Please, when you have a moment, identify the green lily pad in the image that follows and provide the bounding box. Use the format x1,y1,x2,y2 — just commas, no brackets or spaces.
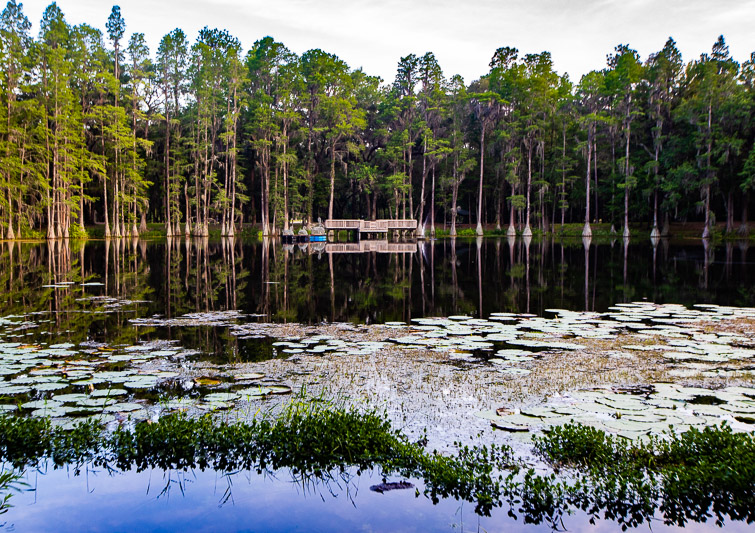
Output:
104,402,145,413
203,392,240,402
150,351,178,357
520,406,562,419
0,385,27,395
196,401,232,410
491,421,531,432
77,397,118,408
31,405,74,418
53,393,90,403
163,398,196,410
90,388,127,397
720,402,755,415
33,382,68,392
235,373,265,381
123,378,158,389
22,400,63,410
238,386,273,397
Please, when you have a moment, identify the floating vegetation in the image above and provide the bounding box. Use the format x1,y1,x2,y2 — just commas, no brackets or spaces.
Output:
0,329,294,428
130,310,246,328
75,295,149,310
481,382,755,438
2,296,755,526
3,301,744,451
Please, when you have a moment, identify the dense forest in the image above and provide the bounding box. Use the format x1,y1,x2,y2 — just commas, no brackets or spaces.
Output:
0,1,754,240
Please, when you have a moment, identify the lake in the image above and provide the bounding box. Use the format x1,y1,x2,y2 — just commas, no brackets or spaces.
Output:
0,236,753,531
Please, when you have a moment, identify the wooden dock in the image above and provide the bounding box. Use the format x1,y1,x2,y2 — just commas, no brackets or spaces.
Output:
324,219,417,236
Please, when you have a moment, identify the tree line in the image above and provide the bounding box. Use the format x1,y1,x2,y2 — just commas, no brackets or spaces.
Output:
1,1,754,240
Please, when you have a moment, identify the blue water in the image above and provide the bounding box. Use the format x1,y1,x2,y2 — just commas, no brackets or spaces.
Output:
3,464,753,532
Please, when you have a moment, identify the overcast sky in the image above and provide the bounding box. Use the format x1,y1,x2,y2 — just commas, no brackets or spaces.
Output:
19,0,755,84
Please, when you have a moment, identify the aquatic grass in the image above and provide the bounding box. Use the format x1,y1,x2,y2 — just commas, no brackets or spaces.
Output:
0,415,103,470
0,401,517,515
0,405,755,526
0,468,25,515
533,422,755,527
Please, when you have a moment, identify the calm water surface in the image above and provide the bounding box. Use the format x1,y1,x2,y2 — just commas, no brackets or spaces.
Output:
0,236,753,532
1,236,752,349
7,463,753,533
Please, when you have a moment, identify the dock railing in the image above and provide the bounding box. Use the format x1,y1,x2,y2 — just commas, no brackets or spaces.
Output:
324,219,417,233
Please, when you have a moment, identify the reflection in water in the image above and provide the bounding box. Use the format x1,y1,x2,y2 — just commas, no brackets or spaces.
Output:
11,464,493,533
623,235,630,292
583,235,591,311
523,234,531,314
703,237,712,290
476,237,483,318
651,235,659,283
0,237,753,342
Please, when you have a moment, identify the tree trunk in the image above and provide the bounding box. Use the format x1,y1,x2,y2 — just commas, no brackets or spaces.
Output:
450,180,458,237
623,113,631,238
328,138,336,221
702,102,713,240
583,124,593,238
523,141,532,237
430,166,436,236
476,125,485,236
739,192,749,235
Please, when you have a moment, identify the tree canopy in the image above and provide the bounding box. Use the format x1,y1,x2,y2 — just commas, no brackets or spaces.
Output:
0,2,754,239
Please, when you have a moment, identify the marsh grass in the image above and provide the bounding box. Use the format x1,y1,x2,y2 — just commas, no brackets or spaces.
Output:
0,402,754,527
0,399,517,515
534,422,755,528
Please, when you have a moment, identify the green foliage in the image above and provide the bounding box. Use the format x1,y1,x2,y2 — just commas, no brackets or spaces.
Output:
0,2,753,239
68,224,88,240
0,404,516,515
2,411,752,527
533,422,755,527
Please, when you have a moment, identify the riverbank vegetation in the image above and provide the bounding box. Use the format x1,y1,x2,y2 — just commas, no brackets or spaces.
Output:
0,405,753,527
0,2,754,240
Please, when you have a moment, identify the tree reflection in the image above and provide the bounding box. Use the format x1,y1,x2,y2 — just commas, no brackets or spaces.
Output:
0,238,751,350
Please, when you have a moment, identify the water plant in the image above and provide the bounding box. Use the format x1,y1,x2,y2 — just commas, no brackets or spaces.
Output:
533,422,755,528
0,401,517,515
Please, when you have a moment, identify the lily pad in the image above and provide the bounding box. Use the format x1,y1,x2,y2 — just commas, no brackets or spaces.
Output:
104,402,145,413
235,373,265,381
203,392,240,402
22,399,63,410
90,388,127,397
194,377,222,387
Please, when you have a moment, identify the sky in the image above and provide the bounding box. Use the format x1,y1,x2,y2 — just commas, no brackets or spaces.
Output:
18,0,755,84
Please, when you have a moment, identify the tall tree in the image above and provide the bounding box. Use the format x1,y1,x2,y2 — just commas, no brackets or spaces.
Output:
643,38,682,237
577,70,606,237
156,28,188,235
677,36,740,238
0,0,31,238
105,5,125,237
469,84,501,235
606,44,643,237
